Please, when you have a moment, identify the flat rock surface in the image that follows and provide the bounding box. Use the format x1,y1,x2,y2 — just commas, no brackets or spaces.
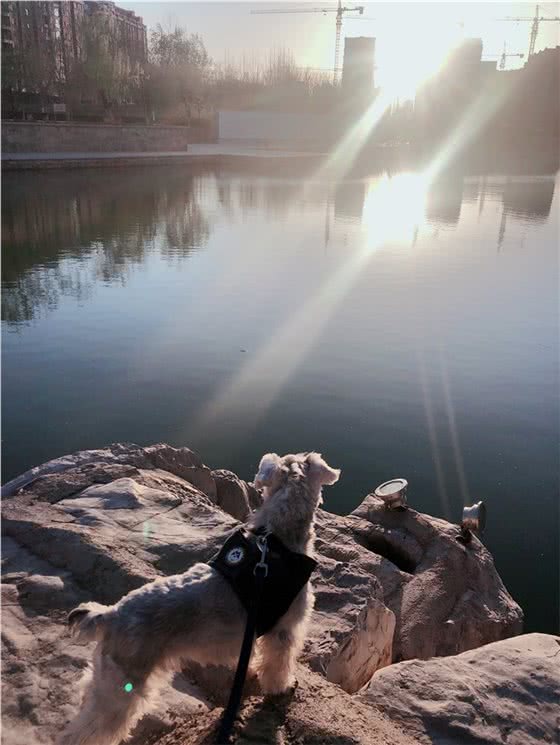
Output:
363,633,560,745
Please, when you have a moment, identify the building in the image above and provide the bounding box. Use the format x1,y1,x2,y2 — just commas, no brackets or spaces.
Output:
1,0,146,96
415,38,484,140
1,3,15,51
84,1,146,70
342,36,376,92
494,45,560,144
2,2,85,88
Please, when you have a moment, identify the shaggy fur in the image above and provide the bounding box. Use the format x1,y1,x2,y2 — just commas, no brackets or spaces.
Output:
59,451,340,745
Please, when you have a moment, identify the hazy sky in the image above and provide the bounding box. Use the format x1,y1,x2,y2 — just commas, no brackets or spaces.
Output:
121,1,560,84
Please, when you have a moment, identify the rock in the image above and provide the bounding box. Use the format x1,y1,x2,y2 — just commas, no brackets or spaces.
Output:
211,469,254,521
2,468,237,604
1,442,217,502
1,535,206,745
323,597,395,694
350,494,523,661
144,664,420,745
0,444,524,743
302,511,396,693
362,633,560,745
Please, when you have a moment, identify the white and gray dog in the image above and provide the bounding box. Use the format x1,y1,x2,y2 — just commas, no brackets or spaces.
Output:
60,451,340,745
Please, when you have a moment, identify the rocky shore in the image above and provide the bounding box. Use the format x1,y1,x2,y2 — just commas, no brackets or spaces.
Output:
2,443,557,745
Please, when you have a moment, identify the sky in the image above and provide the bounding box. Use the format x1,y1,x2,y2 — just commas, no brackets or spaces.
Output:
121,1,560,88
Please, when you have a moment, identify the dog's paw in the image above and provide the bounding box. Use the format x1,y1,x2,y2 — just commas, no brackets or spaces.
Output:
263,678,298,700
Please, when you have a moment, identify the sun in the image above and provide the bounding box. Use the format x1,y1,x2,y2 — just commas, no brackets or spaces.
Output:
362,172,430,247
375,18,464,103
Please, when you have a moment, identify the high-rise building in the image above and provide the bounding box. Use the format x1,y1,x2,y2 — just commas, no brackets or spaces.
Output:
2,2,85,86
1,3,15,51
342,36,376,92
84,1,146,70
1,0,146,94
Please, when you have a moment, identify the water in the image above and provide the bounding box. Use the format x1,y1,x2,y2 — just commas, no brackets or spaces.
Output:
2,159,558,633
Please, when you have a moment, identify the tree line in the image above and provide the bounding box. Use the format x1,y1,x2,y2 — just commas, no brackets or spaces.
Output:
2,21,340,123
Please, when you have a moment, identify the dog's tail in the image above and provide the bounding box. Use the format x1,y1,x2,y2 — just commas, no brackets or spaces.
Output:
68,602,110,641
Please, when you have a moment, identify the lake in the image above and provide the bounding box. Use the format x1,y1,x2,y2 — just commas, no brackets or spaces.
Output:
2,156,558,633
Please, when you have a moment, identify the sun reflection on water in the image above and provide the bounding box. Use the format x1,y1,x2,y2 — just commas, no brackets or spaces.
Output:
362,172,430,249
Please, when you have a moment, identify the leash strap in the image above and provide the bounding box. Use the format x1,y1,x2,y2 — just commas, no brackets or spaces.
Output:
215,535,268,744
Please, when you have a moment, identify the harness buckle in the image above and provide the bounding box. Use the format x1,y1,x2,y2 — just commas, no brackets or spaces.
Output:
254,534,269,578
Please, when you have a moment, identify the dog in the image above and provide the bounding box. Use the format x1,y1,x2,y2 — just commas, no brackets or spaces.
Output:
60,451,340,745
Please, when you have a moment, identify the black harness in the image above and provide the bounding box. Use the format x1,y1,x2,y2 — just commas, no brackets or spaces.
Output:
210,527,317,743
209,527,317,637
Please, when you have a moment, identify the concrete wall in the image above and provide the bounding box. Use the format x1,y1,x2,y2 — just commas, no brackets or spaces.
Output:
217,110,335,147
2,122,213,154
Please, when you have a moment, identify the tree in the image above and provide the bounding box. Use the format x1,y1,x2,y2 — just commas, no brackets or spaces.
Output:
64,13,144,117
146,25,210,123
149,24,209,69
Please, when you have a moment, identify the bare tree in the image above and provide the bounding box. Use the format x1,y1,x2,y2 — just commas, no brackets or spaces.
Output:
145,24,210,123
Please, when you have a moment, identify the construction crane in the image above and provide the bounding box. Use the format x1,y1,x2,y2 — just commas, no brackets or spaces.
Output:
483,43,525,70
496,4,560,58
250,2,365,83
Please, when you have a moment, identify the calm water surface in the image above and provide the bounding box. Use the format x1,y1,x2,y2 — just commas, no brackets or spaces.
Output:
2,161,558,633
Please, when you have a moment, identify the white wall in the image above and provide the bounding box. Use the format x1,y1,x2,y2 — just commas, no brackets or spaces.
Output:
218,110,325,144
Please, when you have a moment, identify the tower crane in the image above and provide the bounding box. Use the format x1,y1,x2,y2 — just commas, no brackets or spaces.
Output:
496,4,560,58
250,1,365,83
483,43,525,70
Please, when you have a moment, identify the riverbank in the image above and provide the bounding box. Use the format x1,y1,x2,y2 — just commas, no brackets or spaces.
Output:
1,143,326,171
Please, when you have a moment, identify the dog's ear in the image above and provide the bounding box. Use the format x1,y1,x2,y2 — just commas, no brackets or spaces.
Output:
254,453,282,488
306,453,340,486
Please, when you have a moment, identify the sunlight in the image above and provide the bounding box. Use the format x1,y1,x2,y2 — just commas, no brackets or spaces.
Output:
188,8,526,452
362,172,429,247
311,90,392,184
376,18,463,103
424,71,518,185
189,232,379,444
189,172,432,443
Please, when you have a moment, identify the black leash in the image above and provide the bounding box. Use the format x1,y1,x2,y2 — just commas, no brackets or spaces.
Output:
215,534,269,745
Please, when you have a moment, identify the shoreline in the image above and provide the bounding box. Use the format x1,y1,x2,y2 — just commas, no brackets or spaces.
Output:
1,144,327,171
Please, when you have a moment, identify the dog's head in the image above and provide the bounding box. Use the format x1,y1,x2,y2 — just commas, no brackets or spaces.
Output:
254,451,340,505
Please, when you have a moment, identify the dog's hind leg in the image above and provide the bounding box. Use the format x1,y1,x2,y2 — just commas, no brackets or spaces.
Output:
58,646,158,745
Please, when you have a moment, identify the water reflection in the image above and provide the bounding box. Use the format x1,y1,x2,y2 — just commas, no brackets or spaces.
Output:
502,180,555,220
2,169,210,324
2,165,557,326
495,178,555,251
426,172,465,226
334,180,366,222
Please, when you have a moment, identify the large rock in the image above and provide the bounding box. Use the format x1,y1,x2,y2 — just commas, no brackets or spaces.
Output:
1,443,524,743
210,469,262,521
303,510,396,692
350,494,523,661
362,633,560,745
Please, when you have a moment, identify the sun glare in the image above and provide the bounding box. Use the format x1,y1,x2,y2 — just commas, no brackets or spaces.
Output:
376,21,463,102
362,172,429,246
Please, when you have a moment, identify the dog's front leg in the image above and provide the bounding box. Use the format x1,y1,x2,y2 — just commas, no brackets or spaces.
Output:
255,586,312,695
255,626,300,695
